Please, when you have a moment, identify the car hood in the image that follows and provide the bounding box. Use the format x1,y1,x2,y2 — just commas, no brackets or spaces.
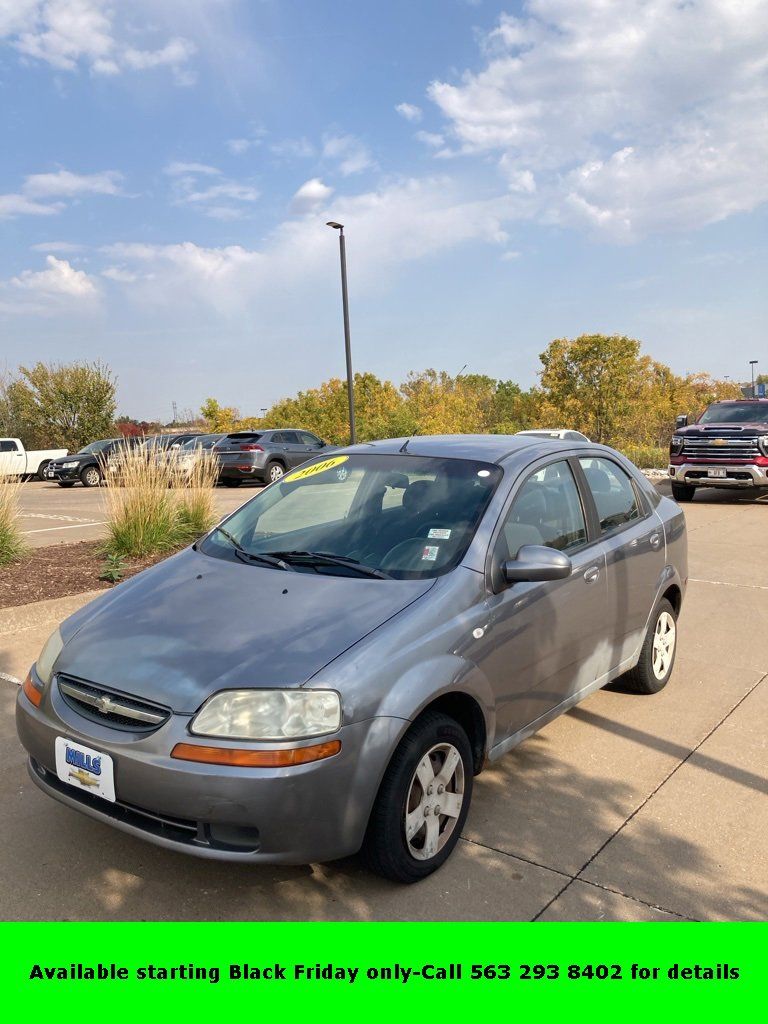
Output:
676,423,768,436
54,547,435,713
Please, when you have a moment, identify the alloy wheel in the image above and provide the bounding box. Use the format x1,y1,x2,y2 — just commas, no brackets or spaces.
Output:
404,742,465,861
652,610,676,680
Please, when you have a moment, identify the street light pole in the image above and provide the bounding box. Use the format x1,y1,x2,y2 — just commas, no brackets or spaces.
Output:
326,221,357,445
750,360,758,398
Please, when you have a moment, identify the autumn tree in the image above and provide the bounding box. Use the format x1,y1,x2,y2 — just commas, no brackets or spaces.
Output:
9,361,116,451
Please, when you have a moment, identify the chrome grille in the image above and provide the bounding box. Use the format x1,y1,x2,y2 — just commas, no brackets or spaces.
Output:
58,676,170,732
681,437,760,461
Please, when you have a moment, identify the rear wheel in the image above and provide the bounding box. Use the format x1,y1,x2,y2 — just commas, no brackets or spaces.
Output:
80,465,102,487
671,481,695,502
266,461,285,484
622,598,678,694
362,711,473,883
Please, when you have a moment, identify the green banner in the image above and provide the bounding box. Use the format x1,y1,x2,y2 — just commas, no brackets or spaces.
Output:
0,923,763,1012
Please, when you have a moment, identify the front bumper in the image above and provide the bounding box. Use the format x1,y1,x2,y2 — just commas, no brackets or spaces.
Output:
669,462,768,488
46,464,82,481
16,677,405,863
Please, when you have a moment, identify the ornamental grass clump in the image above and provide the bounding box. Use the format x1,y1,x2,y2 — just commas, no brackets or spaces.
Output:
103,442,218,559
0,474,27,567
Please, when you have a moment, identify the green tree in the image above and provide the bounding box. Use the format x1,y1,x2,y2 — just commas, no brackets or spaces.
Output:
11,361,116,451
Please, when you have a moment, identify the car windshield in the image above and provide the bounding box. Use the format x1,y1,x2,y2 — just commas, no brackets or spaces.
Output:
199,453,503,580
698,404,767,424
77,439,116,454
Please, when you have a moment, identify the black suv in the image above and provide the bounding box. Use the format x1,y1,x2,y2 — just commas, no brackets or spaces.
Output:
46,437,141,488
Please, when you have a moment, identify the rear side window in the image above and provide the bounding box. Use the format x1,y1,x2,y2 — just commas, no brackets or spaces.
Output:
579,457,641,534
0,440,18,452
281,431,301,444
501,460,587,557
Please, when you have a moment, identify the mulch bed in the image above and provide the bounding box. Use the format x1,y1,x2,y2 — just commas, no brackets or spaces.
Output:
0,541,168,609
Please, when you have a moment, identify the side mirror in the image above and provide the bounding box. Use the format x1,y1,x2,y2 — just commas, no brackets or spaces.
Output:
502,545,572,584
675,414,689,428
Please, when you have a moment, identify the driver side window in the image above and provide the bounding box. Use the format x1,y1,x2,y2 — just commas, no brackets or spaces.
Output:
500,461,587,559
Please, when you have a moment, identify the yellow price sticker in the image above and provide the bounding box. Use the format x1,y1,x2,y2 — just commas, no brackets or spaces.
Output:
283,455,349,482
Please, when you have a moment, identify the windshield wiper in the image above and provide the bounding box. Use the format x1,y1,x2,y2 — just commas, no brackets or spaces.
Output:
211,526,295,571
270,550,392,580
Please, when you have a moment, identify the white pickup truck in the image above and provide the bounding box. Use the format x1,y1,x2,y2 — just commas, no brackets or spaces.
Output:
0,438,68,480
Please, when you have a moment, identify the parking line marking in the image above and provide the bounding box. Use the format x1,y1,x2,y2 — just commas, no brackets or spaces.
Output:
689,577,768,591
20,513,101,524
21,522,107,535
0,671,21,686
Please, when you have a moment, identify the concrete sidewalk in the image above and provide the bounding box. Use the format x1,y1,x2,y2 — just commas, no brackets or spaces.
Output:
1,495,766,921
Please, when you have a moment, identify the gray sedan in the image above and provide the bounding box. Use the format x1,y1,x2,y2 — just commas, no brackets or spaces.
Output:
16,435,686,883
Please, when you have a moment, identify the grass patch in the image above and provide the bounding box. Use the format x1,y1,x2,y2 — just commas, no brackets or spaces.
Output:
102,445,219,559
617,445,669,469
0,474,27,567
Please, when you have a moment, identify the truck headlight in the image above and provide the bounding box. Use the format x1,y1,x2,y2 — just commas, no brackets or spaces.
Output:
759,436,768,456
190,689,341,740
670,436,684,455
35,627,64,685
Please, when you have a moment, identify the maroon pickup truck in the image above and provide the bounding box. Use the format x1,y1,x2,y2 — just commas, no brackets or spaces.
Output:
669,399,768,501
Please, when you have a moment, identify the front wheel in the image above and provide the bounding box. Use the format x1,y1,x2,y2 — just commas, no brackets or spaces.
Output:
80,465,102,487
621,598,678,694
36,461,51,481
671,481,695,502
362,711,473,883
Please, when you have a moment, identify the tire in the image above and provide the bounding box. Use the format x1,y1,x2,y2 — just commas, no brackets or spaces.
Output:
362,711,473,883
222,478,242,488
80,465,102,487
671,481,695,502
266,461,285,484
57,481,75,488
36,461,51,481
621,598,678,695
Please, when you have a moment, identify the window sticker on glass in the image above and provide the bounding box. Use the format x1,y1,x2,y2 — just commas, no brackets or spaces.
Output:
421,545,440,561
428,528,451,540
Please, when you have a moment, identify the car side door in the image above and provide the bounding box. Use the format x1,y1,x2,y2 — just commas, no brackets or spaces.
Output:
472,457,610,743
0,439,24,476
298,431,327,459
279,430,312,468
577,455,667,672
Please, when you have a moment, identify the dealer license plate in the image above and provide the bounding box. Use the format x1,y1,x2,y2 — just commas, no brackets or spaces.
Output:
708,468,727,479
55,737,115,802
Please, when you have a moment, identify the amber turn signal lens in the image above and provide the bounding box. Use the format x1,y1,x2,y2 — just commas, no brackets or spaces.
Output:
22,673,42,708
171,739,341,767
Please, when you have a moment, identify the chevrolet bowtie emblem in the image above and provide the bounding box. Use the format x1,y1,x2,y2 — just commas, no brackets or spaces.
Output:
68,768,99,788
96,695,116,714
710,438,727,446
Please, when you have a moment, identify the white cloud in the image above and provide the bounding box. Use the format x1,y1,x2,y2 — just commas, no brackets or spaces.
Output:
322,133,375,176
0,254,98,314
1,0,196,81
164,161,220,177
270,137,315,160
227,138,251,155
290,178,333,215
30,240,85,252
0,193,61,219
185,181,259,204
101,266,137,283
99,176,527,317
428,0,768,239
395,102,422,123
23,168,123,197
415,130,445,149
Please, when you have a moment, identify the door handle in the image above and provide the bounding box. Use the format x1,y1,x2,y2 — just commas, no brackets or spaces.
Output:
649,532,662,550
583,565,601,584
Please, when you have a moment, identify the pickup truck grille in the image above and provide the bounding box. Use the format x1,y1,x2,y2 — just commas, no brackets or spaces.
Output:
681,437,760,461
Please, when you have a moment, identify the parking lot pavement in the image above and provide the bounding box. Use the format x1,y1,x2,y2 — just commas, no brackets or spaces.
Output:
16,479,259,547
0,489,766,921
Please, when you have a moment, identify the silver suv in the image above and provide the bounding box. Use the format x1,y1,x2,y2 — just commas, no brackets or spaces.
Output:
214,429,335,486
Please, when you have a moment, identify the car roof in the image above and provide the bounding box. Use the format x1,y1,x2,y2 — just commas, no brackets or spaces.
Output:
337,433,594,463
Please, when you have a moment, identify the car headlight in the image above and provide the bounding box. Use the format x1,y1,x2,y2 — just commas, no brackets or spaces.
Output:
35,627,64,685
759,435,768,456
670,436,684,454
62,461,79,469
190,689,341,740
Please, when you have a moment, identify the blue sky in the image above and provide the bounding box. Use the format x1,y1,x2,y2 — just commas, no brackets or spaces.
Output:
1,0,766,420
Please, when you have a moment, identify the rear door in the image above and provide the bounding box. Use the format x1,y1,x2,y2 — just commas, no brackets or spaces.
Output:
0,439,24,476
277,431,311,468
577,455,666,671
